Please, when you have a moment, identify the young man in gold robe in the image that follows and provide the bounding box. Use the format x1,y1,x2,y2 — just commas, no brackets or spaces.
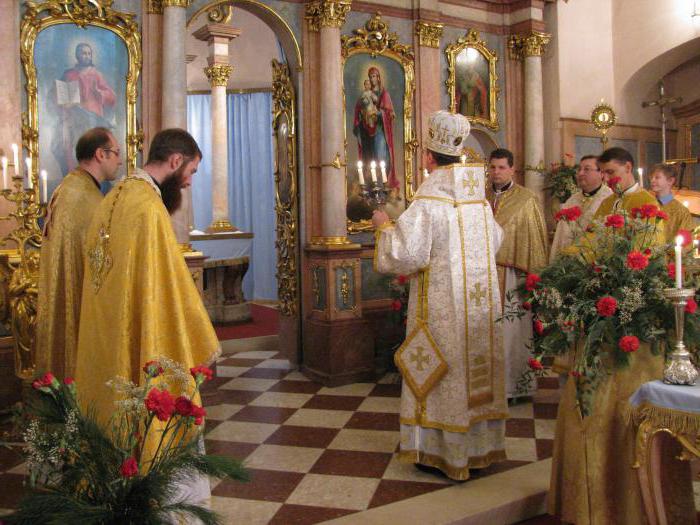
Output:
486,148,548,398
75,129,220,503
36,127,122,379
373,111,507,480
549,147,694,524
650,163,695,242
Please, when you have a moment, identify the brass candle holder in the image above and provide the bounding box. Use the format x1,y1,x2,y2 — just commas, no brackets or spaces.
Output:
662,287,698,385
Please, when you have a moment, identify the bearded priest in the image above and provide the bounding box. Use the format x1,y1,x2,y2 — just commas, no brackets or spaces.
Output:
372,110,508,481
75,129,220,505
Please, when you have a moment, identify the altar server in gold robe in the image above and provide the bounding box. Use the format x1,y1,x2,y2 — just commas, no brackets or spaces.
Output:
486,148,548,398
650,163,695,242
76,130,220,504
550,147,694,524
373,111,507,480
549,155,612,262
36,127,121,379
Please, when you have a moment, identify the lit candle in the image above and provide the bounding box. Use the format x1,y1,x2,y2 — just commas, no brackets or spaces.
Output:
675,235,683,288
694,239,700,259
369,160,377,183
25,157,32,189
683,200,690,208
637,167,644,188
356,161,365,185
1,157,6,188
41,170,48,203
11,143,19,178
423,168,429,179
460,155,467,164
379,160,387,183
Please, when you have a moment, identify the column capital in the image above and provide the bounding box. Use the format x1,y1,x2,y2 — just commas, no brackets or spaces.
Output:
145,0,163,14
192,23,241,44
205,64,233,87
415,20,444,49
508,31,551,60
305,0,352,32
162,0,191,8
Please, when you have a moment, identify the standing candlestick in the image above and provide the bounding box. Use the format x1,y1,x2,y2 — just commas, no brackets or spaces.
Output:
379,160,387,184
675,235,683,288
11,143,20,179
369,161,377,183
356,161,365,185
41,170,48,203
1,157,6,188
662,287,698,385
637,167,644,188
25,157,32,189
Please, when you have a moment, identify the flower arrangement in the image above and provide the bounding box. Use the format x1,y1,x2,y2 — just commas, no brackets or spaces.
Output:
546,155,578,203
505,189,700,415
390,274,410,327
6,358,248,524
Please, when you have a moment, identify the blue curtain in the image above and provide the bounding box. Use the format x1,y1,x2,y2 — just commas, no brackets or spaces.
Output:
187,92,277,301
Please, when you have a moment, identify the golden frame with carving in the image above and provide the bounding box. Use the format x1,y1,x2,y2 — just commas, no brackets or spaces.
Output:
20,0,143,183
342,13,417,234
445,29,499,131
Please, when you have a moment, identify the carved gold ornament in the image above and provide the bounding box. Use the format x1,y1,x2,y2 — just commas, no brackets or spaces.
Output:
162,0,192,8
207,3,233,24
415,21,444,49
305,0,352,32
508,31,551,60
445,28,500,131
342,13,417,232
591,100,616,142
204,64,233,87
146,0,163,14
272,59,300,317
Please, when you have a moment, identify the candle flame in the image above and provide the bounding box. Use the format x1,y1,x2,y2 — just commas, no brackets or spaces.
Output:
357,160,362,169
676,235,684,246
370,160,376,168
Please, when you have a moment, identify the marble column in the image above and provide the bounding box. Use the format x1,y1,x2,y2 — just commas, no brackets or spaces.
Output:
306,0,352,246
161,0,191,246
193,24,241,233
509,31,550,206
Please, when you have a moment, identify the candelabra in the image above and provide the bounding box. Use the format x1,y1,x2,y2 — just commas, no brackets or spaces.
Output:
0,154,46,380
356,160,390,208
662,287,699,385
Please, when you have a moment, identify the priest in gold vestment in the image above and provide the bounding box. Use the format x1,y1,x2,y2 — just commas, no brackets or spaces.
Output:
36,127,121,379
550,147,695,524
373,111,507,481
76,129,220,504
649,163,695,242
486,149,548,398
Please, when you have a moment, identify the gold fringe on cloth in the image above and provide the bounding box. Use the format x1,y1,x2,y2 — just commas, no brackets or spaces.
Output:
627,402,700,436
397,449,507,481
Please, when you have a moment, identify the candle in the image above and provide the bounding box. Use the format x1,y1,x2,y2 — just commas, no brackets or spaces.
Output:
11,143,19,178
637,167,643,188
423,168,429,179
694,239,700,259
369,161,377,183
379,160,387,183
25,157,32,189
41,170,48,203
460,155,467,164
356,161,365,185
1,157,6,188
675,235,683,288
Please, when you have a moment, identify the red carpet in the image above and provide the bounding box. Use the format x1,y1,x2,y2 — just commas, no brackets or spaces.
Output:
214,304,279,340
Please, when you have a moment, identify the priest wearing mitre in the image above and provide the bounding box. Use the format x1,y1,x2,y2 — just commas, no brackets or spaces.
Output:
372,110,508,480
486,149,548,398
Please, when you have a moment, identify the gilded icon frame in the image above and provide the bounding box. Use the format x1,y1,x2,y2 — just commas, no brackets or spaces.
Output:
20,0,142,190
445,29,499,131
342,13,417,233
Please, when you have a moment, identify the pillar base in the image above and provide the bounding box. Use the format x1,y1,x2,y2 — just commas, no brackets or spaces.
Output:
207,219,238,233
309,236,352,247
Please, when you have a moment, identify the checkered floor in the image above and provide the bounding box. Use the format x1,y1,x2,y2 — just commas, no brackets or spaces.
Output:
0,349,561,523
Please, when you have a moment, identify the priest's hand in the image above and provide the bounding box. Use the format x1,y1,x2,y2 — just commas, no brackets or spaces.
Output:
372,209,390,228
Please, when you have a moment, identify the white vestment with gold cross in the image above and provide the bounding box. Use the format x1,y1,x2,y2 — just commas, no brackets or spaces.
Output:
374,163,508,480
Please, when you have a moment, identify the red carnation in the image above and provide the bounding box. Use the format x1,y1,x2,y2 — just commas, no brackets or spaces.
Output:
143,360,164,378
618,335,640,353
63,377,74,385
686,298,697,314
626,251,649,271
528,357,543,370
174,396,194,417
605,214,625,229
564,206,582,221
144,388,176,421
569,370,582,378
522,301,532,311
667,263,676,280
525,273,541,291
190,365,214,383
119,457,139,478
592,263,602,273
677,229,693,247
596,296,617,317
656,210,669,221
533,319,545,336
31,379,43,390
397,275,408,285
607,176,621,189
190,404,206,425
639,204,659,219
391,299,403,311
